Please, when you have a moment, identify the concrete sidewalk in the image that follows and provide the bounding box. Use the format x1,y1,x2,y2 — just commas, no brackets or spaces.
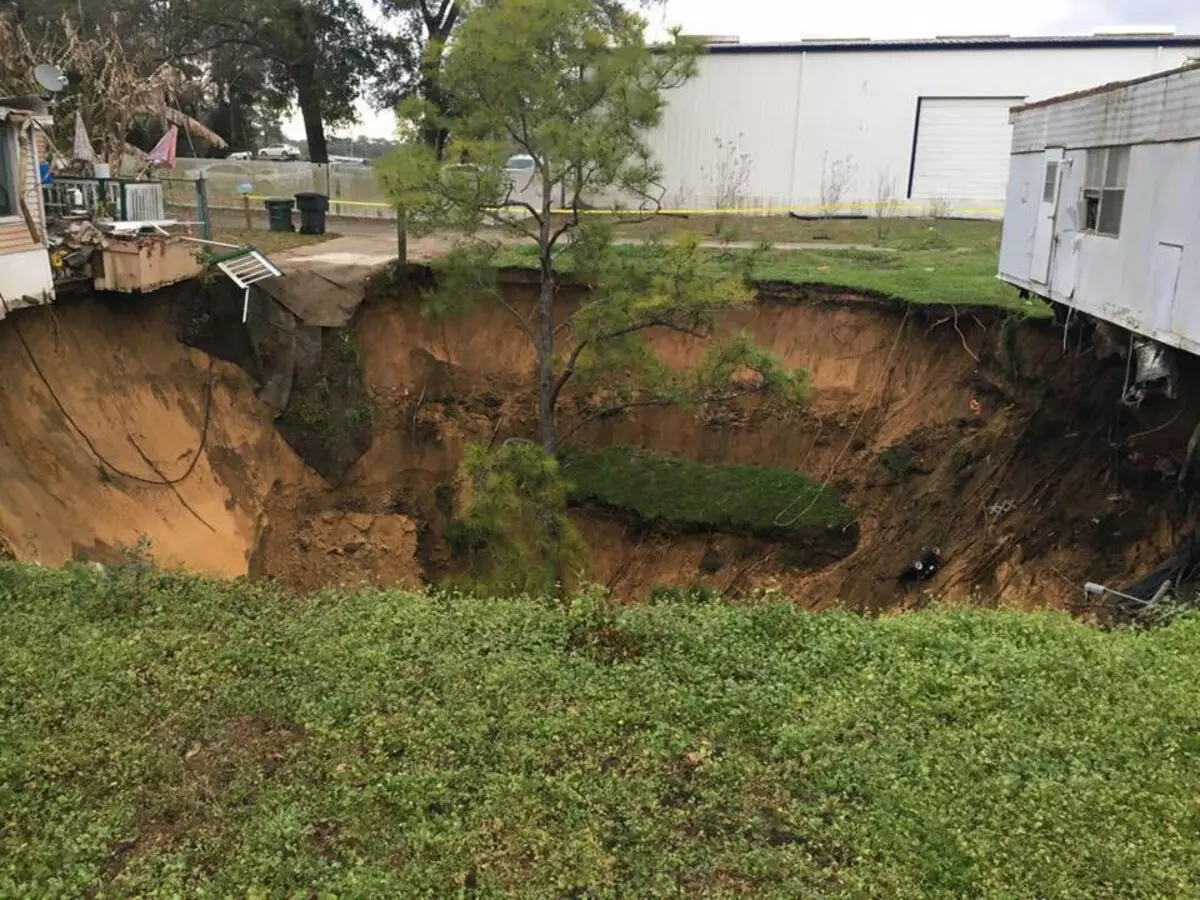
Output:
261,234,399,327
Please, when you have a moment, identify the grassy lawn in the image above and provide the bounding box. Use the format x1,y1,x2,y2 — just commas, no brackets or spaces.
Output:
3,563,1200,897
606,214,1003,252
498,229,1049,315
753,246,1038,310
210,229,340,255
563,445,854,533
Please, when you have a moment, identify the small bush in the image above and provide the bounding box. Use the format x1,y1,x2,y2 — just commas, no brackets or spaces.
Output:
455,440,586,597
648,584,720,605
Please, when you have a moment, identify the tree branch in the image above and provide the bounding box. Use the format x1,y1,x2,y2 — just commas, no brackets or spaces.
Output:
558,398,678,446
485,286,537,348
560,388,753,447
548,317,710,411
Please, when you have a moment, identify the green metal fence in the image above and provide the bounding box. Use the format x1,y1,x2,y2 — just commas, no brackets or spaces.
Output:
159,175,211,239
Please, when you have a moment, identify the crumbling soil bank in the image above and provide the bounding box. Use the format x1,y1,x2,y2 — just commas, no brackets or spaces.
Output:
1,278,1195,611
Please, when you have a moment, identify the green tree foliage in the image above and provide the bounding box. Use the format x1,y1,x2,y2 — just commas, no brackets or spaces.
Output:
166,0,380,162
377,0,667,157
375,0,461,156
453,440,586,597
382,0,804,454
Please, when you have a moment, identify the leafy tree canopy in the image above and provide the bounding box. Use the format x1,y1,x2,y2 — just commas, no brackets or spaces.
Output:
381,0,804,457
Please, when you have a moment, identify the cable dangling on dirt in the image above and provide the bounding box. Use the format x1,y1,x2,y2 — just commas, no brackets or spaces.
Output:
774,304,913,529
0,290,215,488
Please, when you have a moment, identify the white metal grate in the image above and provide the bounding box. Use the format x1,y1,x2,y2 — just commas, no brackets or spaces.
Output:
216,250,283,322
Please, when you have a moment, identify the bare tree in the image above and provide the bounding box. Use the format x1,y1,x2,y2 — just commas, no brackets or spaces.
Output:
873,169,900,242
819,152,855,219
924,195,954,219
703,134,753,211
0,15,226,164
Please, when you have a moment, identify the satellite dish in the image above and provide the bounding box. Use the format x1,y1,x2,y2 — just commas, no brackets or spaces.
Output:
33,64,69,94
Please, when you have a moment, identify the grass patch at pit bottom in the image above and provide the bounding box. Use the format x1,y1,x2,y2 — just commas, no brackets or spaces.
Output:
562,445,854,533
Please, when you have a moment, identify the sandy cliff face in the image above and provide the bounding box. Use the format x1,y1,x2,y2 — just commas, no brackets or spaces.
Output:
1,279,1193,612
0,294,311,575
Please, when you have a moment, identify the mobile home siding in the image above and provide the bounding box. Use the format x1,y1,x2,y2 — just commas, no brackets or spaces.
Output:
1011,66,1200,153
0,115,55,313
19,119,45,242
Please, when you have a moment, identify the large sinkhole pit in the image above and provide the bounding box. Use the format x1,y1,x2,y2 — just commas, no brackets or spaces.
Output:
1,274,1196,611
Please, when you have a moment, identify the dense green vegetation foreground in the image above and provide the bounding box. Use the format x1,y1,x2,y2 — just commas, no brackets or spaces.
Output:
3,564,1200,897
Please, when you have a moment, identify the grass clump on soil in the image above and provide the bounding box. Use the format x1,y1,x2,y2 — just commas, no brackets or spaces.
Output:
4,562,1200,897
563,445,854,533
276,328,373,483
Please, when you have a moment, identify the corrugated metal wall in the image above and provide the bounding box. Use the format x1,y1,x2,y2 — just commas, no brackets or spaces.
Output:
643,44,1200,218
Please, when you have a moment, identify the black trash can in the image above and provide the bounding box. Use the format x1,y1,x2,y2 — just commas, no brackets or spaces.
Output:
294,192,329,235
264,198,295,233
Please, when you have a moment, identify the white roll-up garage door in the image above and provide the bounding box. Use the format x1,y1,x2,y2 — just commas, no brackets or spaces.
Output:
909,97,1023,207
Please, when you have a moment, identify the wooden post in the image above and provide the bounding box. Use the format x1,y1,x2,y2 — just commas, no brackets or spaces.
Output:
396,207,407,267
243,193,253,231
195,174,211,241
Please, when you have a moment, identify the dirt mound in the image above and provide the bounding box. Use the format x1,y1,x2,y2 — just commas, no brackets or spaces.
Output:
253,494,420,594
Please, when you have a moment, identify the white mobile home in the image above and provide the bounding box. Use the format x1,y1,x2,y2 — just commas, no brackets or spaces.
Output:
0,101,55,315
999,64,1200,355
645,34,1200,218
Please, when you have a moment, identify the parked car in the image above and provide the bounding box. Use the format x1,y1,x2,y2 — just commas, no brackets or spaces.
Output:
329,154,371,167
258,144,302,161
505,154,536,173
227,150,253,160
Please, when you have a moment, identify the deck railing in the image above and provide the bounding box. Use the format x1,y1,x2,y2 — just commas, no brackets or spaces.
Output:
42,177,166,222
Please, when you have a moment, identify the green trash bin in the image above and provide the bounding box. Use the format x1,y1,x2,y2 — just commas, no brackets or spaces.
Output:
264,198,295,233
294,192,329,235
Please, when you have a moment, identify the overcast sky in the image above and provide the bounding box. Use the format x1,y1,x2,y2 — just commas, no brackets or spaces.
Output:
654,0,1200,43
288,0,1200,141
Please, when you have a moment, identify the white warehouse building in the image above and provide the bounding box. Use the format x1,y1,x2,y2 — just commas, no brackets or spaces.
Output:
646,34,1200,218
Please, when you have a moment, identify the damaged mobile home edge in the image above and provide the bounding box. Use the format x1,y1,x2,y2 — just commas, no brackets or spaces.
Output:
999,62,1200,394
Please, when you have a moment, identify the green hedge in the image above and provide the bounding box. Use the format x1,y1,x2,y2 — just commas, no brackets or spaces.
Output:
3,564,1200,896
563,445,855,532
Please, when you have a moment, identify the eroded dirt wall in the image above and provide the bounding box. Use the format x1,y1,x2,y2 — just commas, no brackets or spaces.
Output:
2,276,1195,613
347,279,1200,610
0,293,314,575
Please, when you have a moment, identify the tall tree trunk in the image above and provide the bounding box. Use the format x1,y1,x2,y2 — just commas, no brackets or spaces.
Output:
419,1,460,160
537,176,557,456
292,62,328,163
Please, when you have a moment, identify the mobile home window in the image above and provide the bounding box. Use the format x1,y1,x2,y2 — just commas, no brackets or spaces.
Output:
0,124,16,218
1042,161,1060,202
1083,146,1129,236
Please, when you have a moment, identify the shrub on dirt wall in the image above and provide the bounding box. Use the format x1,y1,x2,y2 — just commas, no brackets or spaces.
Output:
276,329,374,483
451,440,586,596
3,564,1200,896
